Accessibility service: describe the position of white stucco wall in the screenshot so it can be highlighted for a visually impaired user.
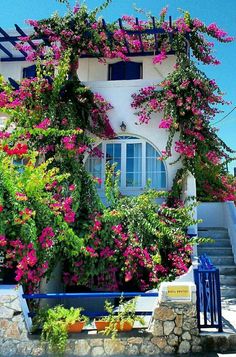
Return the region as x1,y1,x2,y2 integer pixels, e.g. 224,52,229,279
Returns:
85,79,181,189
77,55,176,82
197,201,236,263
225,201,236,263
197,202,227,228
79,55,180,189
0,54,181,189
0,61,34,82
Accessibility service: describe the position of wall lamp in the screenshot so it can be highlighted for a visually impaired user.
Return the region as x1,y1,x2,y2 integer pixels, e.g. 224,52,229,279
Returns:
120,121,127,132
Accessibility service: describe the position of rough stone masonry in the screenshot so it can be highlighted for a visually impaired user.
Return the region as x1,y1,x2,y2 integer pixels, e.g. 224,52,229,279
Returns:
0,283,202,356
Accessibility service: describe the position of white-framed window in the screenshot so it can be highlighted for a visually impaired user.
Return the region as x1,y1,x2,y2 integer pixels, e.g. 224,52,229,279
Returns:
85,136,167,193
0,117,6,130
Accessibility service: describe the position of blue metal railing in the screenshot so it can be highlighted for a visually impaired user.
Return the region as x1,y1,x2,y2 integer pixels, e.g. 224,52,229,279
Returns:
22,291,159,319
194,254,223,332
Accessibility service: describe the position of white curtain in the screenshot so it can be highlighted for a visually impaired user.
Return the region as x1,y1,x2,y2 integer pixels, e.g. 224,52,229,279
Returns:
126,143,142,187
146,143,166,188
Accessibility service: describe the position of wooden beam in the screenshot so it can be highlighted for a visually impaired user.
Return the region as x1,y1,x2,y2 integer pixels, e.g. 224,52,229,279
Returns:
118,18,130,55
1,56,26,62
136,17,144,53
152,17,158,52
8,77,20,90
14,24,37,50
0,36,19,42
0,27,27,57
0,43,13,58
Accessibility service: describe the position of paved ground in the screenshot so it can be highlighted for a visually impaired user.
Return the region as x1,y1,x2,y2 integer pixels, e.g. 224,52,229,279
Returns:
222,299,236,334
200,298,236,335
2,354,235,357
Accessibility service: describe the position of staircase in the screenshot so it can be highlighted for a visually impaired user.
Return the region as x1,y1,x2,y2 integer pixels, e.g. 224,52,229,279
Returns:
198,227,236,303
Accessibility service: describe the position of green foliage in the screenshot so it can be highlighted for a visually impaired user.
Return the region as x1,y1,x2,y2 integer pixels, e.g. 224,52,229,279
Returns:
38,305,88,354
0,151,86,290
98,296,145,339
64,164,201,291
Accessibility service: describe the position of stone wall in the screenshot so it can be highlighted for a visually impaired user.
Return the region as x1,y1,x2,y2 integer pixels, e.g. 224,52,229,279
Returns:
0,285,202,356
149,302,201,354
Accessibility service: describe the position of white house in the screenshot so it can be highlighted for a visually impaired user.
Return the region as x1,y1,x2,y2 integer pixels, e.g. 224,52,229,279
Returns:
0,48,183,200
2,18,236,353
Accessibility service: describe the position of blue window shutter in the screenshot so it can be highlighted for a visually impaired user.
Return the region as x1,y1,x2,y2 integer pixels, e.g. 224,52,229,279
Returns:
109,61,142,80
109,61,125,80
23,65,36,78
126,62,142,80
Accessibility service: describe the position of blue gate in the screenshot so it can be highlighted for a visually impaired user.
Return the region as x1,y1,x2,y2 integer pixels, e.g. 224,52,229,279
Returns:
194,254,223,332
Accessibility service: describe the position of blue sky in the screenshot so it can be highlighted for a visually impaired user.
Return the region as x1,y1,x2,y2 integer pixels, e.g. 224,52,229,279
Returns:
0,0,235,172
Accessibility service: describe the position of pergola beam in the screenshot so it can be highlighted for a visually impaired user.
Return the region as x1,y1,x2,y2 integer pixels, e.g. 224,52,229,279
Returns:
14,24,37,50
118,18,130,55
0,43,13,58
0,27,27,57
0,19,184,62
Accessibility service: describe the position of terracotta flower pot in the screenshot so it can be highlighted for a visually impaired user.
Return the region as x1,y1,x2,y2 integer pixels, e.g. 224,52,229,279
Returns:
67,321,84,333
95,321,110,331
116,321,133,332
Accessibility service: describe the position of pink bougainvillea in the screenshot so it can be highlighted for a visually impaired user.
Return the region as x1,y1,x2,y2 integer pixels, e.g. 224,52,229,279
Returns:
175,141,196,158
159,117,173,129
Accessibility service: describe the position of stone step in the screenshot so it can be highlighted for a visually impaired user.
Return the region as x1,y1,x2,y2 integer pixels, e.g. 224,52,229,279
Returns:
218,266,236,275
200,239,231,248
198,231,229,239
209,256,235,265
220,275,236,286
201,333,236,352
220,286,236,298
198,227,228,238
198,227,227,231
221,297,236,305
198,247,233,256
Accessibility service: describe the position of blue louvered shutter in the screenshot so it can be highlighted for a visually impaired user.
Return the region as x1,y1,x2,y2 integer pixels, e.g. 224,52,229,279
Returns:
109,61,125,80
126,62,142,80
109,61,142,80
23,65,36,78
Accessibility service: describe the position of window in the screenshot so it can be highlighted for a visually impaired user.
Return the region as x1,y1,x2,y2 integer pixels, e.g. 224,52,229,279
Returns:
23,65,36,78
108,61,142,81
0,118,6,130
13,158,25,173
85,136,167,192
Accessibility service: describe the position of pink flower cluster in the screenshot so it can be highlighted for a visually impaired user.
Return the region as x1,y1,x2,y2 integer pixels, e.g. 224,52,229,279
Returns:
159,117,173,129
63,197,76,224
168,252,188,274
184,128,204,141
0,235,7,246
91,93,114,138
160,6,168,17
0,131,10,139
206,151,221,165
38,227,55,249
62,135,76,150
175,141,196,158
153,51,167,65
175,18,191,33
35,118,51,130
207,23,234,42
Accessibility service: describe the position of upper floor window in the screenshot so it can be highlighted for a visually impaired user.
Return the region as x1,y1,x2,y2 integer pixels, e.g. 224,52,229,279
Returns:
23,65,36,79
108,61,142,81
85,136,167,192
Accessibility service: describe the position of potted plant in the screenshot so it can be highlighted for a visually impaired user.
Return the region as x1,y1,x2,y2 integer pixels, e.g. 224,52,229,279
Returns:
35,305,89,354
95,296,145,338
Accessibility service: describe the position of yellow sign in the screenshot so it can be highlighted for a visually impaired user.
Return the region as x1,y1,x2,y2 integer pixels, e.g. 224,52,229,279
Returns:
167,285,191,299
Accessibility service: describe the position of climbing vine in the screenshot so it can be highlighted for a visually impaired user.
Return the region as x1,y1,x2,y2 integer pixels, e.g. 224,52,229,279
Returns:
131,9,235,202
0,1,232,292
